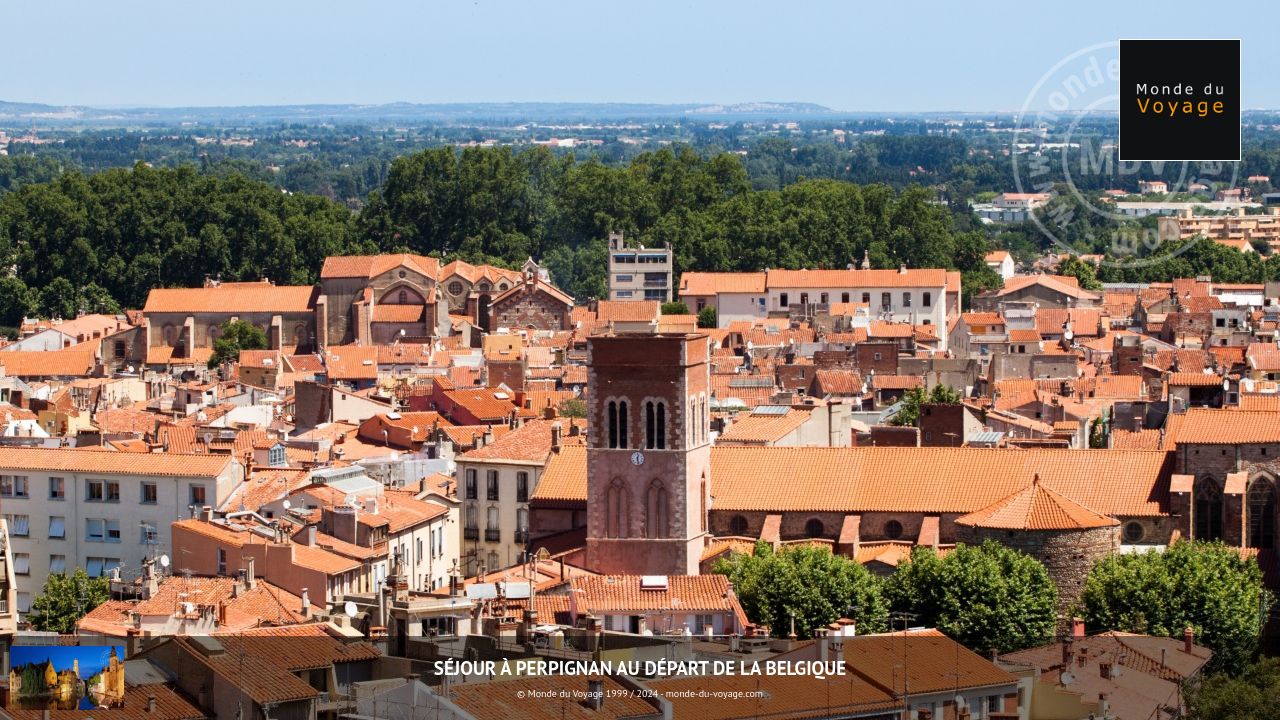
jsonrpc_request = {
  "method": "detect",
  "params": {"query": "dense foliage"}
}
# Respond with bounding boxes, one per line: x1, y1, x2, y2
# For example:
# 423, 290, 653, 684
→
209, 319, 269, 368
29, 569, 111, 634
884, 542, 1058, 653
714, 542, 889, 638
889, 383, 964, 427
1185, 657, 1280, 720
1080, 541, 1274, 674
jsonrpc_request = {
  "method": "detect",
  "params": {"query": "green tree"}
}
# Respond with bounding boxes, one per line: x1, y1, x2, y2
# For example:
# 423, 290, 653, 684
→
29, 568, 110, 634
885, 542, 1058, 653
38, 277, 79, 319
714, 542, 888, 639
1056, 255, 1104, 290
0, 276, 34, 329
660, 301, 689, 315
1185, 657, 1280, 720
557, 397, 587, 418
1081, 540, 1273, 673
890, 383, 963, 427
697, 306, 717, 329
208, 319, 268, 368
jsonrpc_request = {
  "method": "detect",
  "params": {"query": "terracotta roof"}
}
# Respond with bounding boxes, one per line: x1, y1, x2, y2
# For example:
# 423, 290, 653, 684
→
986, 250, 1011, 263
0, 447, 232, 477
594, 300, 660, 323
766, 268, 949, 289
222, 469, 311, 513
955, 476, 1119, 530
324, 346, 379, 381
871, 374, 924, 390
1168, 372, 1223, 387
442, 387, 519, 422
962, 312, 1004, 326
679, 272, 768, 295
1111, 428, 1163, 450
868, 321, 915, 338
490, 277, 575, 308
5, 683, 205, 720
718, 408, 812, 444
841, 633, 1018, 695
1008, 328, 1043, 342
1237, 394, 1280, 412
813, 369, 863, 396
459, 418, 586, 462
320, 253, 440, 279
0, 347, 97, 377
998, 274, 1100, 300
92, 407, 162, 436
439, 424, 513, 448
449, 675, 658, 720
570, 574, 743, 614
1173, 408, 1280, 444
535, 446, 1171, 517
1037, 308, 1105, 337
143, 282, 315, 313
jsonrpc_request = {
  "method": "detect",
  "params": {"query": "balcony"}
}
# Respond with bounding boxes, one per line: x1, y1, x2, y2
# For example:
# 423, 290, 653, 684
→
514, 530, 529, 545
464, 527, 480, 541
485, 528, 501, 543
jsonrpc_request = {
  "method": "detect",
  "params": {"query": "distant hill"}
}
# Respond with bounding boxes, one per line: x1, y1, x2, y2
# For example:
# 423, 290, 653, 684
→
0, 100, 839, 126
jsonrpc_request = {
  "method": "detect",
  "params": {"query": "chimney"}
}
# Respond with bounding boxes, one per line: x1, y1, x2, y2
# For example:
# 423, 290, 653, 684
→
370, 497, 380, 515
1184, 626, 1194, 654
815, 628, 829, 661
301, 588, 311, 618
1098, 693, 1109, 718
1072, 617, 1085, 638
543, 405, 557, 420
898, 264, 907, 274
586, 679, 603, 710
244, 558, 256, 590
551, 423, 562, 453
217, 601, 228, 627
201, 505, 213, 522
147, 695, 157, 714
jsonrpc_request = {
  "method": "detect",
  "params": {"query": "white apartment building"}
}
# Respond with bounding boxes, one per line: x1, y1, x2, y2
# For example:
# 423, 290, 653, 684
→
454, 418, 578, 575
0, 448, 243, 615
606, 231, 673, 302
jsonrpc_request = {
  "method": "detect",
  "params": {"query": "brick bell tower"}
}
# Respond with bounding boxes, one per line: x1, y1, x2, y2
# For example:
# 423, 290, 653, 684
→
585, 330, 713, 575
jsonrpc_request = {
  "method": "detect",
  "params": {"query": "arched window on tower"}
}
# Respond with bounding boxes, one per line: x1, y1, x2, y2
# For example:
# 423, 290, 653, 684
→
645, 401, 666, 449
398, 289, 409, 303
1247, 476, 1277, 549
646, 480, 669, 539
606, 478, 629, 538
1194, 476, 1224, 541
618, 400, 628, 448
607, 401, 617, 448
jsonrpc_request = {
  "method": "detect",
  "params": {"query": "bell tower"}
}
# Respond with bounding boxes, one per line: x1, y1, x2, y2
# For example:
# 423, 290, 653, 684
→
585, 331, 712, 575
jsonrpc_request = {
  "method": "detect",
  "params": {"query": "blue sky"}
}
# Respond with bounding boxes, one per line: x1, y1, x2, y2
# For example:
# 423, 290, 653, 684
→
10, 0, 1278, 110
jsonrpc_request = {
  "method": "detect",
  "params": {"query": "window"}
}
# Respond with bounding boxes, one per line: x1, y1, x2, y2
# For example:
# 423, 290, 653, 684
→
1123, 522, 1145, 543
861, 292, 870, 304
616, 290, 633, 298
268, 446, 285, 466
779, 293, 789, 308
799, 293, 809, 305
141, 525, 158, 544
106, 481, 120, 502
464, 504, 478, 529
465, 470, 478, 500
141, 482, 157, 504
902, 292, 912, 307
114, 340, 126, 356
86, 480, 104, 502
804, 518, 825, 538
1195, 477, 1224, 541
5, 515, 28, 537
48, 516, 65, 539
819, 293, 828, 304
486, 470, 499, 501
49, 555, 66, 574
189, 484, 206, 506
13, 554, 28, 576
729, 515, 748, 535
516, 472, 529, 503
615, 274, 633, 283
884, 520, 904, 539
645, 400, 666, 450
1247, 477, 1276, 549
417, 538, 423, 565
105, 519, 121, 543
217, 548, 226, 576
0, 475, 28, 498
923, 292, 932, 307
607, 400, 629, 449
880, 292, 891, 308
841, 292, 850, 303
49, 477, 64, 500
486, 551, 499, 572
86, 518, 105, 542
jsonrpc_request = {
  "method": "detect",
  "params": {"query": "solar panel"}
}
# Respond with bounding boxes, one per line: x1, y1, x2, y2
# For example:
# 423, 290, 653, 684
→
502, 582, 532, 599
751, 406, 791, 416
465, 583, 498, 599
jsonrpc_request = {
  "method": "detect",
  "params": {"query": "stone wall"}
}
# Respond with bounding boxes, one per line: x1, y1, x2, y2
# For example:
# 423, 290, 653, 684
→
956, 524, 1120, 616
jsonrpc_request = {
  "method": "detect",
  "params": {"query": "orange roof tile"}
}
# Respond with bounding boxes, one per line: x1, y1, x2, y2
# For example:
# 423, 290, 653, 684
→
323, 346, 379, 381
143, 282, 315, 314
594, 300, 661, 323
570, 574, 742, 614
459, 418, 586, 462
320, 253, 440, 279
998, 274, 1099, 300
370, 304, 425, 323
0, 447, 232, 477
766, 268, 949, 289
1167, 372, 1224, 387
1173, 408, 1280, 444
955, 476, 1119, 530
0, 347, 98, 377
718, 408, 813, 444
679, 272, 768, 295
1110, 428, 1163, 450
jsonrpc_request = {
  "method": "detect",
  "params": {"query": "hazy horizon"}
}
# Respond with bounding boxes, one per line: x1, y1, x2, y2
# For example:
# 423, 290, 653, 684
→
11, 0, 1279, 112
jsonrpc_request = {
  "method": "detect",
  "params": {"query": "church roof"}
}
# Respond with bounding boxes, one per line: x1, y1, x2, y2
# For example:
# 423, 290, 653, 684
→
954, 475, 1119, 531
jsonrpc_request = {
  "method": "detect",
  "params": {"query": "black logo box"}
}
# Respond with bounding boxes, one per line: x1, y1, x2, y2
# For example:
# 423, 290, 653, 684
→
1119, 39, 1240, 162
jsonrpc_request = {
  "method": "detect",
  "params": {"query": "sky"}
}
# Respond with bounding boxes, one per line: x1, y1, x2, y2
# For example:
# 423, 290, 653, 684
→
9, 0, 1279, 111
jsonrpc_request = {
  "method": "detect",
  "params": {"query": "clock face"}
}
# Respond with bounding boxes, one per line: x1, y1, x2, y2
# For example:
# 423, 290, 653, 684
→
630, 451, 645, 467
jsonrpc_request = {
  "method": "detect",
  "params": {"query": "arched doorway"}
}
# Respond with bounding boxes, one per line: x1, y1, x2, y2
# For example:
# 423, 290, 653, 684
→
1247, 476, 1277, 549
477, 293, 492, 330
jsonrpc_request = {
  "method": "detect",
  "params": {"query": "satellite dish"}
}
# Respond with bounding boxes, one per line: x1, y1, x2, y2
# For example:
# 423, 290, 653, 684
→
282, 499, 292, 510
344, 601, 358, 618
1063, 330, 1074, 341
159, 554, 170, 569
